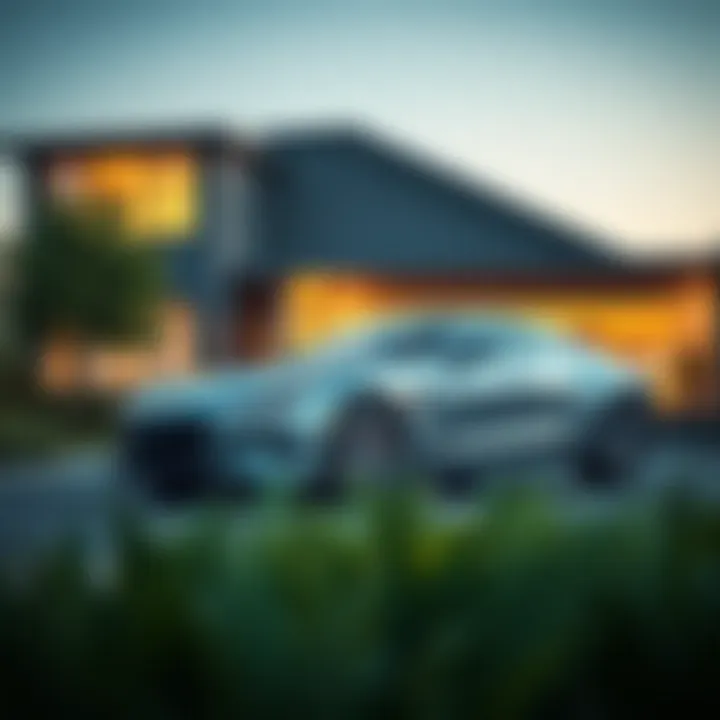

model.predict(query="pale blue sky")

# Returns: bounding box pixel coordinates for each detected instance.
[1,0,718,250]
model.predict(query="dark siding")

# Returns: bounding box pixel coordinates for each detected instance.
[163,242,204,300]
[194,150,257,361]
[256,133,618,274]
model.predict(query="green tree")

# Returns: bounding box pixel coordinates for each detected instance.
[16,202,163,390]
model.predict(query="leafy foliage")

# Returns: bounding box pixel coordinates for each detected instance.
[1,488,720,718]
[0,202,158,457]
[16,202,162,347]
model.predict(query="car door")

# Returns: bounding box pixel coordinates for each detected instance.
[373,323,451,406]
[438,327,576,463]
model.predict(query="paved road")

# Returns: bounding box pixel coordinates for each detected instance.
[0,437,719,578]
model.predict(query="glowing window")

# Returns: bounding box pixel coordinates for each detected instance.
[46,150,198,241]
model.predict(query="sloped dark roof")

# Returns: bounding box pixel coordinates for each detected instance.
[362,129,622,266]
[259,126,624,274]
[7,122,711,276]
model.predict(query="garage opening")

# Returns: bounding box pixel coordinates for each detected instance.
[233,278,282,361]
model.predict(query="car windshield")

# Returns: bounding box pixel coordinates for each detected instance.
[296,312,565,363]
[445,318,557,357]
[299,316,442,362]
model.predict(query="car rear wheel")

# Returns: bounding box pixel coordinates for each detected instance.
[576,395,652,488]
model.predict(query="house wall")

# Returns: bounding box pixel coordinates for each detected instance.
[279,269,719,414]
[195,148,256,363]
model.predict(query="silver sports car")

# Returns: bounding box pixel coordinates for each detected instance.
[119,312,652,500]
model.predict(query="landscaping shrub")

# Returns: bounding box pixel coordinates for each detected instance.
[0,487,719,719]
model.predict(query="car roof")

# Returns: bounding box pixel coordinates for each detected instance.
[334,310,559,350]
[369,309,548,337]
[311,310,565,360]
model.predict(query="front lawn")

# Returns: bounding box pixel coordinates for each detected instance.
[0,486,718,718]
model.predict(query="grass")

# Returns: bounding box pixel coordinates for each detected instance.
[1,483,720,718]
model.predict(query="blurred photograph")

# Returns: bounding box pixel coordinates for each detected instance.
[0,1,719,717]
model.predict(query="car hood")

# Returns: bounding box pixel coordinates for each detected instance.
[123,359,313,423]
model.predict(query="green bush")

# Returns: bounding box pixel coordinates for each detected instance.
[0,488,719,719]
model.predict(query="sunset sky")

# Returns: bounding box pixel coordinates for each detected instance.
[1,0,718,252]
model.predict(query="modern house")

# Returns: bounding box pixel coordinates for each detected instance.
[5,125,719,414]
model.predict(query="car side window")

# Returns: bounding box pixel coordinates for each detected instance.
[378,326,446,362]
[445,328,514,363]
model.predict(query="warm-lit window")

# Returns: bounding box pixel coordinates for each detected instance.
[46,150,198,241]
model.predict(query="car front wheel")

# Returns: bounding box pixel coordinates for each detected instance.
[311,397,416,501]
